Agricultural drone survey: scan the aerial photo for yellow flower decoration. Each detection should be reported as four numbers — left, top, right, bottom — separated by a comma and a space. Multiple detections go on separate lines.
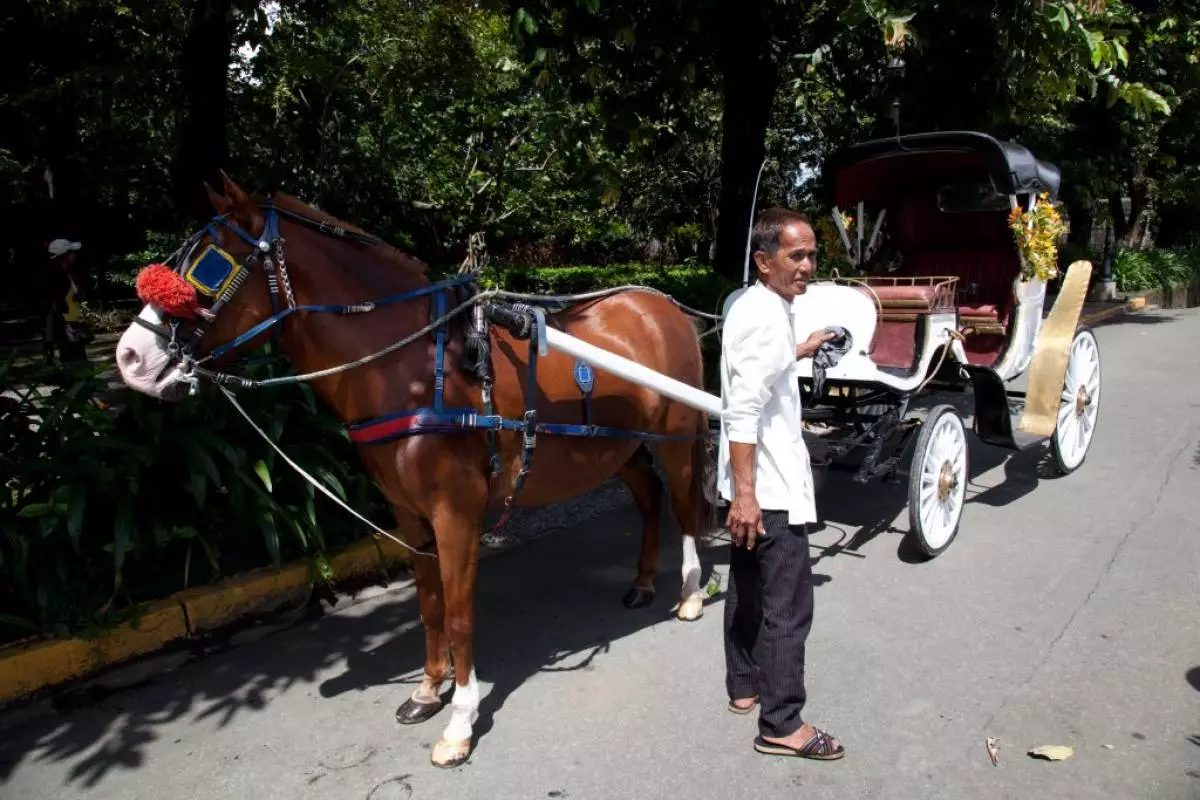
1009, 193, 1066, 283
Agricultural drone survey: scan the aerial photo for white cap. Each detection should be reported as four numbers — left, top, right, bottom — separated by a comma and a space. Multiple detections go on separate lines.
48, 239, 81, 257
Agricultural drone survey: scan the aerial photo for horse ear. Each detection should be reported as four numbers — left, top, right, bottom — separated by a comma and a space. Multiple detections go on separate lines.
219, 170, 250, 207
203, 181, 233, 215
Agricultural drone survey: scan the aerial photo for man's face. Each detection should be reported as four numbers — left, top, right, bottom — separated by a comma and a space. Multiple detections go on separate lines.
754, 221, 818, 302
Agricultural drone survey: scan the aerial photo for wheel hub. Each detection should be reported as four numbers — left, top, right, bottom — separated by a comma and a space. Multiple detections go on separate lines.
1074, 385, 1091, 416
937, 460, 957, 501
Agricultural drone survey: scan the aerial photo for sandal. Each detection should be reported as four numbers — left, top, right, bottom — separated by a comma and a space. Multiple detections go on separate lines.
727, 697, 758, 715
754, 727, 845, 761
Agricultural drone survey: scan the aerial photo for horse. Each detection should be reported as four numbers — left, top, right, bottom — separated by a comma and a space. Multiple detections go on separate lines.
113, 175, 715, 768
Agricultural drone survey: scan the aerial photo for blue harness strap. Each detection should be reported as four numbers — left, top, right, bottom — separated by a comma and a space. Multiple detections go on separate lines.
433, 289, 447, 411
574, 359, 594, 427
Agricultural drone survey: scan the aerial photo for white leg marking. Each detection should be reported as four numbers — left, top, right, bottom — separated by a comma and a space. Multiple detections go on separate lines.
441, 668, 480, 743
678, 535, 705, 621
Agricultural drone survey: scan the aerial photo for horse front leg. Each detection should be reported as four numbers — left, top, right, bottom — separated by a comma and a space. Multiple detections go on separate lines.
392, 508, 452, 725
428, 497, 486, 768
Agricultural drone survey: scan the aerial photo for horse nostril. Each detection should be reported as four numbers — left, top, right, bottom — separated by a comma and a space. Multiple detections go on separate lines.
118, 347, 141, 372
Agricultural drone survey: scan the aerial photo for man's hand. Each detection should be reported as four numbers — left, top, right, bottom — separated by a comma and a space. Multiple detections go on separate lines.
726, 490, 765, 549
796, 329, 836, 360
726, 441, 763, 549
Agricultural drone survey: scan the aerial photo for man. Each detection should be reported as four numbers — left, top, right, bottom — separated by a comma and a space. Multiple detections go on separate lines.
43, 238, 91, 365
717, 207, 844, 760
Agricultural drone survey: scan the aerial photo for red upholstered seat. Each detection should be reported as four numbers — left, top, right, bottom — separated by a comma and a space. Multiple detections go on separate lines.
868, 284, 942, 309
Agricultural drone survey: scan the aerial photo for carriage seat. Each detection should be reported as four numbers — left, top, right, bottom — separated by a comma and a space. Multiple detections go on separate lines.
852, 281, 956, 324
898, 250, 1018, 331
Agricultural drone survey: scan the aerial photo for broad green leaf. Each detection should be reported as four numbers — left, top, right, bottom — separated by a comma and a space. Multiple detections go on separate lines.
253, 460, 273, 494
18, 503, 53, 519
67, 486, 87, 549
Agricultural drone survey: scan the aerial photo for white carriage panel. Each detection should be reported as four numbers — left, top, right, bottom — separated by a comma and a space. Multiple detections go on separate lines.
790, 283, 880, 381
994, 277, 1047, 380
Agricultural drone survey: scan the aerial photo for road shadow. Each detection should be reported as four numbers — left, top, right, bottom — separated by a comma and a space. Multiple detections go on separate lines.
1186, 666, 1200, 693
809, 388, 1053, 563
0, 501, 738, 792
1091, 310, 1178, 329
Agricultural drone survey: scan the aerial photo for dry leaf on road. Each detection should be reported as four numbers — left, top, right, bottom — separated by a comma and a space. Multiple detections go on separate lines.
1028, 745, 1075, 761
986, 737, 1001, 766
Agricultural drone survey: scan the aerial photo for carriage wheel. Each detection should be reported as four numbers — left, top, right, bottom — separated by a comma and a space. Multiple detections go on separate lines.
907, 404, 969, 558
1050, 327, 1101, 475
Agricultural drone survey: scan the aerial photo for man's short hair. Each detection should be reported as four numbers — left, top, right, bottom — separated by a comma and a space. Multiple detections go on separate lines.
751, 207, 812, 255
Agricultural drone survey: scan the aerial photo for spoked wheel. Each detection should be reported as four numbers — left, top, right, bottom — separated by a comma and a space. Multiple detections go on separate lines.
907, 404, 969, 558
1050, 326, 1101, 475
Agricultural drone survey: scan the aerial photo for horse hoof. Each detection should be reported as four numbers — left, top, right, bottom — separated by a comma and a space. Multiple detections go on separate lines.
431, 737, 472, 768
677, 593, 705, 621
396, 696, 443, 725
622, 586, 655, 609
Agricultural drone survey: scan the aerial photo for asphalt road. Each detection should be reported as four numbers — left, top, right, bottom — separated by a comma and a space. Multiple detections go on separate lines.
3, 308, 1199, 800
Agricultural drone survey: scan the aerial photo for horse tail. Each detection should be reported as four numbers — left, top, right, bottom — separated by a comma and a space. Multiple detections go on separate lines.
691, 411, 718, 541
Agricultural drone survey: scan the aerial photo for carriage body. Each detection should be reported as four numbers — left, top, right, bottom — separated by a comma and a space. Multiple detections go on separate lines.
725, 132, 1101, 558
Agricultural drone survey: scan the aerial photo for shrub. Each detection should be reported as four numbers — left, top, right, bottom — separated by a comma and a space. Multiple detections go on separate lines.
1113, 247, 1200, 293
0, 352, 391, 645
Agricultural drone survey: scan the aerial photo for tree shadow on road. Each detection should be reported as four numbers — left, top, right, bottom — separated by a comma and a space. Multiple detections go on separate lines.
808, 389, 1052, 564
0, 495, 738, 792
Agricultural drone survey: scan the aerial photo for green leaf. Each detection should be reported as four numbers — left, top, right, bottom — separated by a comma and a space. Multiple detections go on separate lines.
67, 486, 87, 549
186, 467, 208, 509
18, 503, 54, 519
114, 497, 135, 574
253, 460, 273, 494
260, 510, 281, 567
1113, 39, 1129, 68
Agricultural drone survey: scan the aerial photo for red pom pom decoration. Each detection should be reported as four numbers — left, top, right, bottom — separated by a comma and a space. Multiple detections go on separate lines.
136, 264, 200, 319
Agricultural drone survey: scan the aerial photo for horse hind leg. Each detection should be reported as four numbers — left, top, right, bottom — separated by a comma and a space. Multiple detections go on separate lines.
655, 437, 713, 622
616, 444, 663, 610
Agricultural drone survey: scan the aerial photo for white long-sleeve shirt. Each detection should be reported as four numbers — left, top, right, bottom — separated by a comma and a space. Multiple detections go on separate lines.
717, 281, 817, 526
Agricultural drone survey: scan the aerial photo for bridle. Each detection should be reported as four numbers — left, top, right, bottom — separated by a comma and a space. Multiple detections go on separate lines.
134, 198, 473, 395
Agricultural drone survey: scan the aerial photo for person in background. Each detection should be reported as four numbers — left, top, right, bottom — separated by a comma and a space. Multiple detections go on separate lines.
43, 238, 91, 366
717, 207, 845, 761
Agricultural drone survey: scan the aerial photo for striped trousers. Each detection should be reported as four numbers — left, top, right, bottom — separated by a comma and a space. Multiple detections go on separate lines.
723, 510, 815, 739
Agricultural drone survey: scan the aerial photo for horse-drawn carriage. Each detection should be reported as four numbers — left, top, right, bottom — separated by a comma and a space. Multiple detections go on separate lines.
723, 131, 1101, 557
112, 129, 1099, 767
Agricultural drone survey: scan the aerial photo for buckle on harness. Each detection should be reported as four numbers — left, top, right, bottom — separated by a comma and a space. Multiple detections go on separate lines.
521, 409, 537, 448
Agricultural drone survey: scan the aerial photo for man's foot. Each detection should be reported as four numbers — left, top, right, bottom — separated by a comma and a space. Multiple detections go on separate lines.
727, 696, 758, 714
754, 723, 845, 760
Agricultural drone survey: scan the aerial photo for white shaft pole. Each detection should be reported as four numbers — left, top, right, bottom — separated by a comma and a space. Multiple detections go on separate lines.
542, 326, 724, 418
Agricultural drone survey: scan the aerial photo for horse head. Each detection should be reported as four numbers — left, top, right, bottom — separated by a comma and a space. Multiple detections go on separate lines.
115, 174, 282, 401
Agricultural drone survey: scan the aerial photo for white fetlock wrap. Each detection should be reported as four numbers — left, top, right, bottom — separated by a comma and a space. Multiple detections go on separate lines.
677, 534, 705, 620
441, 668, 480, 743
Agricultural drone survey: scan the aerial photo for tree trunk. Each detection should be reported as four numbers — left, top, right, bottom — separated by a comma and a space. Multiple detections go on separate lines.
1110, 161, 1150, 248
175, 0, 234, 220
711, 0, 778, 284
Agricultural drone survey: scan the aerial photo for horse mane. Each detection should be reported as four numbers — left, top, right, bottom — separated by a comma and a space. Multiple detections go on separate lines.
267, 191, 430, 281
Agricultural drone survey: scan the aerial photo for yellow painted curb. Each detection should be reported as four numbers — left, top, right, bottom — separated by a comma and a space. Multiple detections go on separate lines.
176, 561, 314, 634
0, 599, 187, 704
329, 535, 412, 579
1080, 305, 1127, 326
0, 534, 414, 705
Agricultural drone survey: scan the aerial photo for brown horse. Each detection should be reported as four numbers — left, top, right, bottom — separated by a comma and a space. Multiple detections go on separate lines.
114, 177, 713, 767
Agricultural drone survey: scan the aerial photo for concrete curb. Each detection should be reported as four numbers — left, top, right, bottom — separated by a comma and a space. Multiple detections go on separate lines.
0, 536, 414, 706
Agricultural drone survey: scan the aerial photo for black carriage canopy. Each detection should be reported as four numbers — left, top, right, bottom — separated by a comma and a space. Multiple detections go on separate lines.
825, 131, 1062, 210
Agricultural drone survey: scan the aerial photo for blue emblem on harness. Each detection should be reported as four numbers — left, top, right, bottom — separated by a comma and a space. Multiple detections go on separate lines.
185, 244, 243, 298
573, 359, 594, 396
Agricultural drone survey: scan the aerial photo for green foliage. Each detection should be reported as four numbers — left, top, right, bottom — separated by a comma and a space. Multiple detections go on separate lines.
496, 262, 738, 316
1113, 246, 1200, 292
0, 353, 391, 644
